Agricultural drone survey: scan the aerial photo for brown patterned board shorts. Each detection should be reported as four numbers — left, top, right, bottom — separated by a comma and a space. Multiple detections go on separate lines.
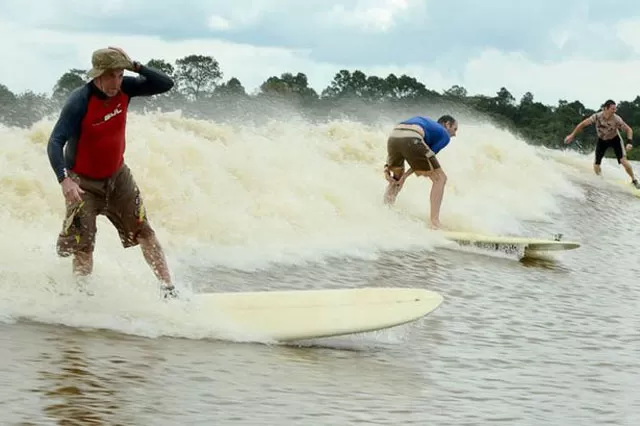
385, 127, 441, 172
56, 163, 153, 257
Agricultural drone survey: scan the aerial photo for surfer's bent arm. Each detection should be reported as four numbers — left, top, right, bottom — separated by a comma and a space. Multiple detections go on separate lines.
619, 118, 633, 144
569, 116, 594, 136
47, 89, 87, 183
122, 64, 174, 98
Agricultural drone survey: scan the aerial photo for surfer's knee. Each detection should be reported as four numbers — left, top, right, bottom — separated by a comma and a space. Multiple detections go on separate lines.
429, 169, 447, 185
439, 169, 447, 184
387, 166, 403, 181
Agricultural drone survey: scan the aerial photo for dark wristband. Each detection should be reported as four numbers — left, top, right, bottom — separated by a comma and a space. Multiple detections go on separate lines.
57, 169, 68, 183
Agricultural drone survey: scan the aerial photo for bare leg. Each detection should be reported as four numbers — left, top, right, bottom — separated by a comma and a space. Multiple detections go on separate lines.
383, 167, 404, 205
384, 181, 402, 205
73, 234, 174, 295
429, 183, 443, 230
429, 170, 447, 229
138, 234, 172, 287
593, 164, 601, 176
73, 251, 93, 276
416, 169, 447, 229
71, 251, 94, 293
620, 158, 637, 181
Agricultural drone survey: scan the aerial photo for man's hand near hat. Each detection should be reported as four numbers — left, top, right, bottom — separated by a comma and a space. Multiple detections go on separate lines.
107, 46, 140, 72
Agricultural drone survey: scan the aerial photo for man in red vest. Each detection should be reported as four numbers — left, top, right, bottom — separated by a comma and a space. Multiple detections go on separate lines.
47, 46, 177, 297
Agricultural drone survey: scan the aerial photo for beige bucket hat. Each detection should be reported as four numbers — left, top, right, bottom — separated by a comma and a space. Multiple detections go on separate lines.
87, 48, 133, 79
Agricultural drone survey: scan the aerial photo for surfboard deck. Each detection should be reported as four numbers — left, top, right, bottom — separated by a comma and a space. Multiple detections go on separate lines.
614, 179, 640, 198
194, 287, 443, 342
440, 231, 581, 253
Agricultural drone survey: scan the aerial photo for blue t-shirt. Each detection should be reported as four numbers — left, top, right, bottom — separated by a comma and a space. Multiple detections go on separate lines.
400, 116, 451, 154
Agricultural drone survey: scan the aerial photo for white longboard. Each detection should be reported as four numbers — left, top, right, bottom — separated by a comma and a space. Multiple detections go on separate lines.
440, 231, 581, 254
195, 287, 443, 342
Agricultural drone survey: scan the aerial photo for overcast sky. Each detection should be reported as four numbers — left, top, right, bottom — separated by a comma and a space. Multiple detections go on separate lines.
2, 0, 640, 108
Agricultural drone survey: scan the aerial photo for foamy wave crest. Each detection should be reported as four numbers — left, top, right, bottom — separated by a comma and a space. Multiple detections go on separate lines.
2, 111, 589, 271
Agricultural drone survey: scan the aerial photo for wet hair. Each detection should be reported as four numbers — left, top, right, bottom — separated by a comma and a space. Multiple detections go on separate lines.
437, 115, 456, 126
603, 99, 616, 109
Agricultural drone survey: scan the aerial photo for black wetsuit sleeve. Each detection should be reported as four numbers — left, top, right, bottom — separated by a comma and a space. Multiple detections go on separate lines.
46, 87, 88, 183
122, 64, 174, 98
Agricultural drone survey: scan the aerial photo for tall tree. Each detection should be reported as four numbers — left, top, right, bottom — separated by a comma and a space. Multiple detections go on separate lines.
0, 84, 17, 124
11, 91, 52, 128
259, 72, 318, 102
443, 84, 468, 98
322, 70, 368, 99
174, 54, 222, 100
214, 77, 247, 98
52, 68, 86, 101
146, 59, 175, 78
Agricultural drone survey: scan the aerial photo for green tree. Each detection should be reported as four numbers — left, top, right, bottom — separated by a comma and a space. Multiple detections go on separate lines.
214, 77, 247, 97
443, 84, 467, 98
174, 54, 223, 100
52, 69, 86, 101
0, 83, 17, 125
259, 72, 318, 103
321, 70, 368, 99
394, 74, 437, 100
146, 59, 175, 78
11, 91, 52, 128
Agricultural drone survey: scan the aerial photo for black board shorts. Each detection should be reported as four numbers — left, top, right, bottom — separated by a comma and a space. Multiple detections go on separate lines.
595, 134, 625, 165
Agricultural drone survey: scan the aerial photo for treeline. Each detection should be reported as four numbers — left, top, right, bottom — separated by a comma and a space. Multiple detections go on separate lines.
2, 53, 639, 160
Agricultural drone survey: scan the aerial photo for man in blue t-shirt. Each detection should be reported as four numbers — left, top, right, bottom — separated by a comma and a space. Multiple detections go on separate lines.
383, 114, 458, 229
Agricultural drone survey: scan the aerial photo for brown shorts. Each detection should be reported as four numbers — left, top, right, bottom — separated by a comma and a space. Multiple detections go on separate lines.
56, 163, 154, 257
385, 128, 440, 172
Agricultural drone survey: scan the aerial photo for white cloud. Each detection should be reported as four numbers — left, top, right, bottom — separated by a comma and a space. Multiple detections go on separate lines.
326, 0, 413, 32
205, 1, 271, 32
462, 48, 640, 108
550, 30, 570, 49
207, 15, 232, 31
0, 19, 316, 96
616, 18, 640, 53
98, 0, 125, 15
2, 12, 640, 109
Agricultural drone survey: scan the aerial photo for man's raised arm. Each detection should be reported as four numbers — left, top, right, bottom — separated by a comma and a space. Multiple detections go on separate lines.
122, 63, 174, 98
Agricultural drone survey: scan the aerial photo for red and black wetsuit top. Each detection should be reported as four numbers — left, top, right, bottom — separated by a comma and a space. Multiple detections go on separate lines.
47, 65, 174, 182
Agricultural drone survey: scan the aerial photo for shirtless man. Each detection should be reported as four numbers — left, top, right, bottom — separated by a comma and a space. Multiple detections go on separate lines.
565, 99, 639, 188
383, 114, 458, 229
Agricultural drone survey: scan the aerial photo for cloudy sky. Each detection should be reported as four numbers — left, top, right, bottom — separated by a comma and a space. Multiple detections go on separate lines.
2, 0, 640, 108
